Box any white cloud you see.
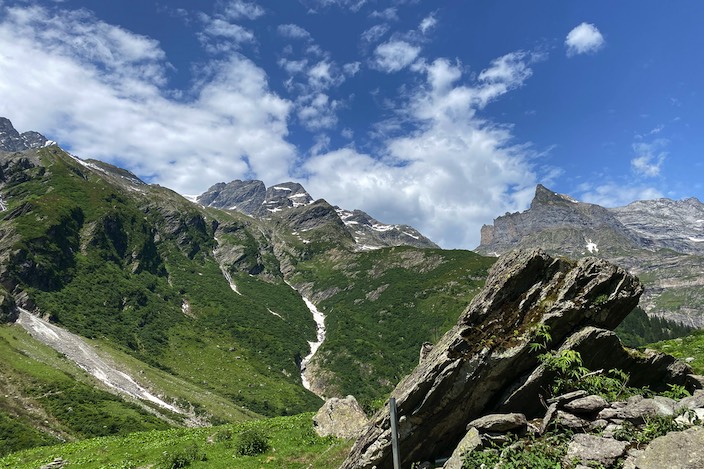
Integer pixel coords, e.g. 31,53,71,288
370,8,398,21
198,16,255,53
277,24,311,40
419,13,437,34
278,57,309,74
343,61,361,76
565,22,605,57
302,0,367,12
373,39,420,73
297,93,339,130
631,139,667,177
361,24,390,44
222,0,265,20
302,54,539,248
578,182,663,207
0,4,295,194
308,60,344,90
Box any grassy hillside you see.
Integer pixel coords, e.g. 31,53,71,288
0,412,351,469
290,246,495,408
0,325,170,457
0,147,321,422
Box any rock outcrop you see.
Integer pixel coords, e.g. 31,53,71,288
342,248,649,468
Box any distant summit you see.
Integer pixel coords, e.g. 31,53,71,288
0,117,51,152
198,180,313,217
199,179,438,251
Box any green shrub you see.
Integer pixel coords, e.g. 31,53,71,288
235,428,270,456
158,442,206,468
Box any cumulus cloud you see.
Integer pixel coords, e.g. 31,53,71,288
373,39,420,72
631,139,668,177
297,93,340,130
301,0,367,12
0,4,295,194
565,22,605,56
303,55,539,248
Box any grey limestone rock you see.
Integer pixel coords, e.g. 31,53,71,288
466,413,527,433
564,395,609,415
624,426,704,469
312,395,369,440
565,434,627,467
442,427,481,469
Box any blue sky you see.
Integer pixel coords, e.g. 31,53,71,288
1,0,702,248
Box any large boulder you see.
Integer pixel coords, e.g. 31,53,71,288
313,395,368,439
341,249,643,469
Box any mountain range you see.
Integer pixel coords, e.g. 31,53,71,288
0,117,699,459
0,117,494,454
477,184,704,326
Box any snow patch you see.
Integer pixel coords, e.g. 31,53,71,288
371,223,395,232
273,186,292,191
688,236,704,242
17,310,180,413
585,238,599,254
403,231,419,240
0,196,7,212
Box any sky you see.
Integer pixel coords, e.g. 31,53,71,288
1,1,703,249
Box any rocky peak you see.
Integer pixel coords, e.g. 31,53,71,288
476,184,638,258
197,180,267,215
262,182,313,214
336,208,439,250
0,117,49,152
198,179,438,250
530,183,580,209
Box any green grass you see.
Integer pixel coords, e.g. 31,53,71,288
648,330,704,374
0,413,353,469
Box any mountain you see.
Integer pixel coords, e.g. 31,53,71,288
477,184,704,326
198,179,439,251
0,117,493,454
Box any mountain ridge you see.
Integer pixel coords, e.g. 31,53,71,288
477,184,704,326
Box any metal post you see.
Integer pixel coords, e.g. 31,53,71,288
390,397,401,469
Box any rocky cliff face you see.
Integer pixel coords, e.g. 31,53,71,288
477,185,704,326
342,249,691,469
